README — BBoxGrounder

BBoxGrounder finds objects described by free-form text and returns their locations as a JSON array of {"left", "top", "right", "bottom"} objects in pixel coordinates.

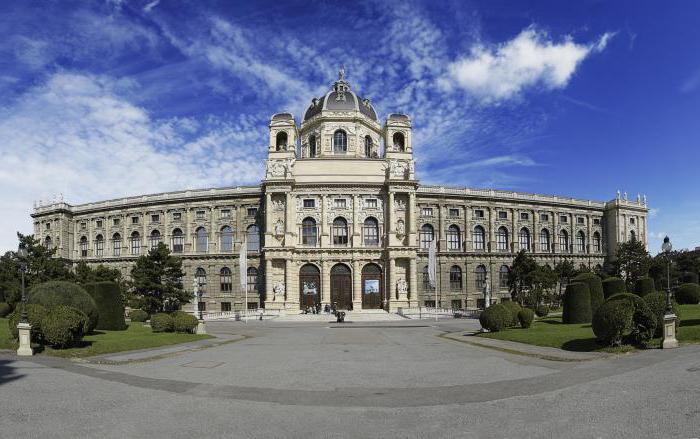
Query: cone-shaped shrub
[
  {"left": 28, "top": 281, "right": 98, "bottom": 333},
  {"left": 83, "top": 282, "right": 127, "bottom": 330},
  {"left": 563, "top": 282, "right": 592, "bottom": 324},
  {"left": 573, "top": 273, "right": 604, "bottom": 313},
  {"left": 676, "top": 283, "right": 700, "bottom": 304},
  {"left": 518, "top": 308, "right": 535, "bottom": 328},
  {"left": 479, "top": 304, "right": 511, "bottom": 332},
  {"left": 129, "top": 309, "right": 148, "bottom": 322},
  {"left": 500, "top": 301, "right": 522, "bottom": 327},
  {"left": 602, "top": 277, "right": 626, "bottom": 298},
  {"left": 634, "top": 277, "right": 655, "bottom": 297}
]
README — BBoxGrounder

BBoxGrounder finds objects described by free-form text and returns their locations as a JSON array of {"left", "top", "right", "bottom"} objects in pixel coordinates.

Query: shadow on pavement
[{"left": 0, "top": 359, "right": 24, "bottom": 387}]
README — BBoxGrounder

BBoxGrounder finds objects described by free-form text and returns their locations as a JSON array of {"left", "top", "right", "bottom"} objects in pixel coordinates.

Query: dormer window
[
  {"left": 309, "top": 135, "right": 317, "bottom": 157},
  {"left": 392, "top": 132, "right": 405, "bottom": 151},
  {"left": 364, "top": 136, "right": 372, "bottom": 157},
  {"left": 275, "top": 132, "right": 288, "bottom": 151},
  {"left": 333, "top": 130, "right": 347, "bottom": 154}
]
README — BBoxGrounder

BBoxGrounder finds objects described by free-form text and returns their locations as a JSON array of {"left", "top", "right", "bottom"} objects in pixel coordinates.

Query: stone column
[
  {"left": 265, "top": 258, "right": 272, "bottom": 308},
  {"left": 264, "top": 193, "right": 272, "bottom": 245},
  {"left": 352, "top": 259, "right": 362, "bottom": 310},
  {"left": 553, "top": 212, "right": 559, "bottom": 254},
  {"left": 352, "top": 195, "right": 360, "bottom": 248},
  {"left": 389, "top": 257, "right": 396, "bottom": 307},
  {"left": 321, "top": 260, "right": 330, "bottom": 306},
  {"left": 489, "top": 207, "right": 496, "bottom": 252},
  {"left": 408, "top": 192, "right": 417, "bottom": 247},
  {"left": 387, "top": 191, "right": 394, "bottom": 246},
  {"left": 285, "top": 258, "right": 295, "bottom": 309},
  {"left": 321, "top": 194, "right": 328, "bottom": 247},
  {"left": 409, "top": 257, "right": 418, "bottom": 308}
]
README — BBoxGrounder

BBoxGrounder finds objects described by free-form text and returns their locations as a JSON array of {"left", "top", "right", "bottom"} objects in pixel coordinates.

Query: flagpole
[{"left": 240, "top": 236, "right": 248, "bottom": 324}]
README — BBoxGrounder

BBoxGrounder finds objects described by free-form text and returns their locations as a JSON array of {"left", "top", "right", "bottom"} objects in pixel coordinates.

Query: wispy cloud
[{"left": 680, "top": 69, "right": 700, "bottom": 93}]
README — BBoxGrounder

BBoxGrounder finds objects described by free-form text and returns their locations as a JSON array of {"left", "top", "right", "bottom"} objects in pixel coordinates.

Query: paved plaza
[{"left": 1, "top": 319, "right": 699, "bottom": 438}]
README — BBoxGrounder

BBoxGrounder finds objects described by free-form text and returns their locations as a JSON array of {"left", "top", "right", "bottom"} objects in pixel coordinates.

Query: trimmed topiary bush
[
  {"left": 562, "top": 283, "right": 592, "bottom": 324},
  {"left": 643, "top": 292, "right": 681, "bottom": 337},
  {"left": 150, "top": 313, "right": 174, "bottom": 332},
  {"left": 634, "top": 277, "right": 655, "bottom": 297},
  {"left": 602, "top": 293, "right": 656, "bottom": 347},
  {"left": 573, "top": 273, "right": 605, "bottom": 313},
  {"left": 172, "top": 311, "right": 199, "bottom": 333},
  {"left": 500, "top": 300, "right": 522, "bottom": 327},
  {"left": 602, "top": 277, "right": 626, "bottom": 298},
  {"left": 535, "top": 304, "right": 549, "bottom": 318},
  {"left": 479, "top": 304, "right": 511, "bottom": 332},
  {"left": 676, "top": 283, "right": 700, "bottom": 305},
  {"left": 129, "top": 309, "right": 149, "bottom": 322},
  {"left": 41, "top": 305, "right": 88, "bottom": 348},
  {"left": 8, "top": 303, "right": 47, "bottom": 342},
  {"left": 0, "top": 302, "right": 11, "bottom": 317},
  {"left": 592, "top": 299, "right": 634, "bottom": 346},
  {"left": 28, "top": 281, "right": 98, "bottom": 333},
  {"left": 83, "top": 282, "right": 127, "bottom": 330},
  {"left": 517, "top": 308, "right": 535, "bottom": 328},
  {"left": 681, "top": 272, "right": 699, "bottom": 285}
]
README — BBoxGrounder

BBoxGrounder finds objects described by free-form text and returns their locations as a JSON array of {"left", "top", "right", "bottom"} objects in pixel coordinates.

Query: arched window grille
[
  {"left": 112, "top": 233, "right": 121, "bottom": 257},
  {"left": 195, "top": 227, "right": 208, "bottom": 253},
  {"left": 247, "top": 225, "right": 260, "bottom": 252},
  {"left": 309, "top": 135, "right": 317, "bottom": 157},
  {"left": 539, "top": 229, "right": 550, "bottom": 252},
  {"left": 172, "top": 228, "right": 184, "bottom": 253},
  {"left": 80, "top": 236, "right": 88, "bottom": 257},
  {"left": 475, "top": 265, "right": 487, "bottom": 289},
  {"left": 363, "top": 217, "right": 379, "bottom": 246},
  {"left": 497, "top": 227, "right": 509, "bottom": 251},
  {"left": 333, "top": 130, "right": 347, "bottom": 154},
  {"left": 302, "top": 217, "right": 317, "bottom": 246},
  {"left": 44, "top": 236, "right": 52, "bottom": 249},
  {"left": 473, "top": 226, "right": 485, "bottom": 250},
  {"left": 220, "top": 267, "right": 232, "bottom": 293},
  {"left": 364, "top": 135, "right": 372, "bottom": 157},
  {"left": 450, "top": 266, "right": 462, "bottom": 290},
  {"left": 247, "top": 267, "right": 258, "bottom": 293},
  {"left": 130, "top": 232, "right": 140, "bottom": 255},
  {"left": 393, "top": 132, "right": 405, "bottom": 151},
  {"left": 447, "top": 225, "right": 461, "bottom": 251},
  {"left": 593, "top": 232, "right": 602, "bottom": 253},
  {"left": 519, "top": 228, "right": 530, "bottom": 251},
  {"left": 420, "top": 224, "right": 434, "bottom": 250},
  {"left": 499, "top": 265, "right": 509, "bottom": 288},
  {"left": 195, "top": 268, "right": 207, "bottom": 293},
  {"left": 221, "top": 226, "right": 233, "bottom": 252},
  {"left": 95, "top": 234, "right": 104, "bottom": 256},
  {"left": 149, "top": 230, "right": 161, "bottom": 249},
  {"left": 422, "top": 265, "right": 430, "bottom": 289},
  {"left": 576, "top": 231, "right": 586, "bottom": 253},
  {"left": 276, "top": 132, "right": 287, "bottom": 151},
  {"left": 332, "top": 217, "right": 349, "bottom": 246},
  {"left": 559, "top": 230, "right": 569, "bottom": 253}
]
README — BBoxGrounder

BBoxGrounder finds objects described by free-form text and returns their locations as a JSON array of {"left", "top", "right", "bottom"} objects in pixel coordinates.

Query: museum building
[{"left": 31, "top": 73, "right": 649, "bottom": 315}]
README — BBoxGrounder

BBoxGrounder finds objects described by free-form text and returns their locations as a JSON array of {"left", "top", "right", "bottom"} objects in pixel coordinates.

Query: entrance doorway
[
  {"left": 299, "top": 264, "right": 321, "bottom": 309},
  {"left": 330, "top": 263, "right": 352, "bottom": 310},
  {"left": 361, "top": 263, "right": 383, "bottom": 309}
]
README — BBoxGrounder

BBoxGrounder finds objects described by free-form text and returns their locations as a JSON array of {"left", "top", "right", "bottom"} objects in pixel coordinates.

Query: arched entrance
[
  {"left": 362, "top": 263, "right": 383, "bottom": 309},
  {"left": 299, "top": 264, "right": 320, "bottom": 309},
  {"left": 330, "top": 263, "right": 352, "bottom": 310}
]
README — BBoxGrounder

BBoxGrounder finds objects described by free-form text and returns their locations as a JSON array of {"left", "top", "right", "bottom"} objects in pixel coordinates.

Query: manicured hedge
[
  {"left": 41, "top": 305, "right": 88, "bottom": 348},
  {"left": 0, "top": 302, "right": 11, "bottom": 318},
  {"left": 573, "top": 273, "right": 604, "bottom": 313},
  {"left": 602, "top": 277, "right": 626, "bottom": 298},
  {"left": 479, "top": 304, "right": 511, "bottom": 332},
  {"left": 83, "top": 282, "right": 127, "bottom": 330},
  {"left": 634, "top": 277, "right": 655, "bottom": 297},
  {"left": 500, "top": 300, "right": 522, "bottom": 327},
  {"left": 172, "top": 311, "right": 199, "bottom": 333},
  {"left": 562, "top": 283, "right": 592, "bottom": 324},
  {"left": 676, "top": 283, "right": 700, "bottom": 305},
  {"left": 681, "top": 272, "right": 699, "bottom": 285},
  {"left": 129, "top": 309, "right": 149, "bottom": 322},
  {"left": 28, "top": 281, "right": 98, "bottom": 333},
  {"left": 518, "top": 308, "right": 535, "bottom": 329},
  {"left": 535, "top": 304, "right": 549, "bottom": 318},
  {"left": 8, "top": 303, "right": 47, "bottom": 342},
  {"left": 150, "top": 313, "right": 174, "bottom": 332},
  {"left": 592, "top": 299, "right": 634, "bottom": 346},
  {"left": 642, "top": 292, "right": 681, "bottom": 337}
]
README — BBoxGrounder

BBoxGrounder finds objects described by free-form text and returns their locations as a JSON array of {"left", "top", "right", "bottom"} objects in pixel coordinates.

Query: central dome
[{"left": 303, "top": 69, "right": 378, "bottom": 122}]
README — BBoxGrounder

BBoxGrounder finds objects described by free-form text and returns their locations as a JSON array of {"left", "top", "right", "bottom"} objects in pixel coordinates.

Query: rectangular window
[
  {"left": 221, "top": 302, "right": 231, "bottom": 312},
  {"left": 95, "top": 239, "right": 104, "bottom": 257},
  {"left": 451, "top": 299, "right": 462, "bottom": 309},
  {"left": 172, "top": 234, "right": 184, "bottom": 253},
  {"left": 113, "top": 218, "right": 120, "bottom": 226},
  {"left": 449, "top": 208, "right": 459, "bottom": 217},
  {"left": 520, "top": 212, "right": 529, "bottom": 220},
  {"left": 422, "top": 207, "right": 433, "bottom": 216},
  {"left": 247, "top": 302, "right": 258, "bottom": 310},
  {"left": 303, "top": 199, "right": 315, "bottom": 208},
  {"left": 220, "top": 272, "right": 232, "bottom": 293},
  {"left": 151, "top": 215, "right": 159, "bottom": 223},
  {"left": 577, "top": 217, "right": 585, "bottom": 225},
  {"left": 593, "top": 218, "right": 600, "bottom": 225},
  {"left": 366, "top": 198, "right": 378, "bottom": 208},
  {"left": 113, "top": 238, "right": 121, "bottom": 257},
  {"left": 220, "top": 209, "right": 231, "bottom": 219},
  {"left": 630, "top": 217, "right": 635, "bottom": 225},
  {"left": 474, "top": 209, "right": 484, "bottom": 219},
  {"left": 247, "top": 208, "right": 257, "bottom": 217},
  {"left": 196, "top": 210, "right": 206, "bottom": 220},
  {"left": 540, "top": 214, "right": 549, "bottom": 222},
  {"left": 131, "top": 237, "right": 140, "bottom": 255},
  {"left": 131, "top": 216, "right": 139, "bottom": 225},
  {"left": 81, "top": 223, "right": 86, "bottom": 230},
  {"left": 45, "top": 222, "right": 51, "bottom": 230},
  {"left": 498, "top": 211, "right": 508, "bottom": 220},
  {"left": 198, "top": 302, "right": 206, "bottom": 312},
  {"left": 334, "top": 199, "right": 346, "bottom": 209},
  {"left": 96, "top": 220, "right": 103, "bottom": 229},
  {"left": 173, "top": 212, "right": 182, "bottom": 221},
  {"left": 560, "top": 215, "right": 568, "bottom": 223},
  {"left": 424, "top": 300, "right": 436, "bottom": 308}
]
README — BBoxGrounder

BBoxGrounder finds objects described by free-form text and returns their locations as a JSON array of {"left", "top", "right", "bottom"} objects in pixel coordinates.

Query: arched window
[
  {"left": 195, "top": 227, "right": 208, "bottom": 253},
  {"left": 149, "top": 230, "right": 161, "bottom": 249},
  {"left": 447, "top": 225, "right": 461, "bottom": 251},
  {"left": 419, "top": 224, "right": 434, "bottom": 250},
  {"left": 393, "top": 132, "right": 405, "bottom": 151},
  {"left": 276, "top": 131, "right": 287, "bottom": 151},
  {"left": 450, "top": 266, "right": 462, "bottom": 290},
  {"left": 247, "top": 225, "right": 260, "bottom": 252},
  {"left": 499, "top": 265, "right": 509, "bottom": 288},
  {"left": 363, "top": 217, "right": 379, "bottom": 246},
  {"left": 475, "top": 265, "right": 487, "bottom": 289},
  {"left": 497, "top": 227, "right": 509, "bottom": 251},
  {"left": 80, "top": 236, "right": 88, "bottom": 257},
  {"left": 473, "top": 225, "right": 485, "bottom": 250},
  {"left": 519, "top": 228, "right": 530, "bottom": 251},
  {"left": 44, "top": 236, "right": 52, "bottom": 249},
  {"left": 95, "top": 234, "right": 104, "bottom": 256},
  {"left": 247, "top": 267, "right": 258, "bottom": 293},
  {"left": 111, "top": 233, "right": 121, "bottom": 257},
  {"left": 302, "top": 217, "right": 317, "bottom": 246},
  {"left": 309, "top": 135, "right": 317, "bottom": 157},
  {"left": 576, "top": 231, "right": 586, "bottom": 253},
  {"left": 172, "top": 228, "right": 184, "bottom": 253},
  {"left": 220, "top": 267, "right": 232, "bottom": 293},
  {"left": 539, "top": 229, "right": 550, "bottom": 252},
  {"left": 221, "top": 226, "right": 233, "bottom": 252},
  {"left": 130, "top": 231, "right": 140, "bottom": 255},
  {"left": 422, "top": 265, "right": 430, "bottom": 289},
  {"left": 629, "top": 230, "right": 636, "bottom": 241},
  {"left": 559, "top": 230, "right": 569, "bottom": 253},
  {"left": 593, "top": 232, "right": 602, "bottom": 253},
  {"left": 195, "top": 268, "right": 206, "bottom": 293},
  {"left": 364, "top": 135, "right": 372, "bottom": 157},
  {"left": 332, "top": 217, "right": 348, "bottom": 246},
  {"left": 333, "top": 130, "right": 347, "bottom": 154}
]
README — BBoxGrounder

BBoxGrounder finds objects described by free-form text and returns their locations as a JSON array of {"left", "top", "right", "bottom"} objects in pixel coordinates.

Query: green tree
[
  {"left": 554, "top": 259, "right": 576, "bottom": 297},
  {"left": 613, "top": 238, "right": 651, "bottom": 288},
  {"left": 530, "top": 264, "right": 558, "bottom": 306},
  {"left": 74, "top": 261, "right": 129, "bottom": 303},
  {"left": 130, "top": 243, "right": 187, "bottom": 314},
  {"left": 508, "top": 250, "right": 538, "bottom": 305}
]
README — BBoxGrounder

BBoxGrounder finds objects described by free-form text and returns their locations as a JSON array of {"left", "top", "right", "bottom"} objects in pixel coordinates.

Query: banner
[
  {"left": 239, "top": 236, "right": 247, "bottom": 294},
  {"left": 428, "top": 238, "right": 437, "bottom": 289}
]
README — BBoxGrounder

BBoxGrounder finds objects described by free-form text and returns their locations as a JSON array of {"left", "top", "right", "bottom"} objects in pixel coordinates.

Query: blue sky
[{"left": 0, "top": 0, "right": 698, "bottom": 253}]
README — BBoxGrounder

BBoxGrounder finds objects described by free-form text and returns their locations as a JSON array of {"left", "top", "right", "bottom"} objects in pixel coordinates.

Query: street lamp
[
  {"left": 16, "top": 241, "right": 33, "bottom": 356},
  {"left": 661, "top": 236, "right": 678, "bottom": 349}
]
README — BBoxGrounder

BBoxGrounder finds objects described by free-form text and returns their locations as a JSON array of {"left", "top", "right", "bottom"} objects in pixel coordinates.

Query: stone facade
[{"left": 31, "top": 73, "right": 649, "bottom": 314}]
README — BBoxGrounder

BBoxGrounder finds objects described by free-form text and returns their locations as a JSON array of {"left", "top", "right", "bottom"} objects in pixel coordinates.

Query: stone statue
[
  {"left": 396, "top": 219, "right": 405, "bottom": 235},
  {"left": 483, "top": 273, "right": 491, "bottom": 309},
  {"left": 616, "top": 190, "right": 621, "bottom": 200},
  {"left": 396, "top": 278, "right": 408, "bottom": 297},
  {"left": 273, "top": 281, "right": 285, "bottom": 299},
  {"left": 274, "top": 219, "right": 285, "bottom": 237}
]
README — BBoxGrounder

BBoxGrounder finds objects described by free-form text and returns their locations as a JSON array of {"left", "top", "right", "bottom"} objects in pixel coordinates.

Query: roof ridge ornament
[{"left": 333, "top": 65, "right": 350, "bottom": 101}]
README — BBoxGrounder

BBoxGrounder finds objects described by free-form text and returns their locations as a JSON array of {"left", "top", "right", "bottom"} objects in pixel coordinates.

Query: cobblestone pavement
[{"left": 1, "top": 319, "right": 698, "bottom": 438}]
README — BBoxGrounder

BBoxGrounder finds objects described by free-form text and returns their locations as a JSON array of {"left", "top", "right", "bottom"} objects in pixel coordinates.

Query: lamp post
[
  {"left": 192, "top": 277, "right": 207, "bottom": 335},
  {"left": 661, "top": 236, "right": 678, "bottom": 349},
  {"left": 16, "top": 242, "right": 33, "bottom": 356}
]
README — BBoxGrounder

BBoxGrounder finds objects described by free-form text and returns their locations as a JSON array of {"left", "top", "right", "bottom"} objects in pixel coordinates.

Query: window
[
  {"left": 196, "top": 210, "right": 205, "bottom": 220},
  {"left": 424, "top": 300, "right": 436, "bottom": 308},
  {"left": 499, "top": 265, "right": 509, "bottom": 288},
  {"left": 496, "top": 226, "right": 509, "bottom": 251},
  {"left": 247, "top": 267, "right": 258, "bottom": 293},
  {"left": 94, "top": 235, "right": 104, "bottom": 256},
  {"left": 195, "top": 268, "right": 207, "bottom": 293},
  {"left": 247, "top": 208, "right": 258, "bottom": 217},
  {"left": 449, "top": 208, "right": 460, "bottom": 217},
  {"left": 81, "top": 222, "right": 86, "bottom": 230},
  {"left": 80, "top": 236, "right": 88, "bottom": 257},
  {"left": 447, "top": 225, "right": 461, "bottom": 251},
  {"left": 539, "top": 229, "right": 550, "bottom": 252},
  {"left": 247, "top": 302, "right": 258, "bottom": 310},
  {"left": 198, "top": 302, "right": 206, "bottom": 312},
  {"left": 113, "top": 218, "right": 120, "bottom": 226},
  {"left": 172, "top": 229, "right": 184, "bottom": 253},
  {"left": 302, "top": 217, "right": 317, "bottom": 246},
  {"left": 519, "top": 228, "right": 530, "bottom": 251},
  {"left": 303, "top": 199, "right": 315, "bottom": 208},
  {"left": 451, "top": 299, "right": 462, "bottom": 309},
  {"left": 131, "top": 216, "right": 139, "bottom": 225},
  {"left": 366, "top": 198, "right": 377, "bottom": 208},
  {"left": 45, "top": 222, "right": 51, "bottom": 230},
  {"left": 334, "top": 198, "right": 347, "bottom": 209},
  {"left": 520, "top": 212, "right": 529, "bottom": 220},
  {"left": 560, "top": 215, "right": 568, "bottom": 224},
  {"left": 363, "top": 217, "right": 379, "bottom": 246},
  {"left": 220, "top": 267, "right": 232, "bottom": 293},
  {"left": 593, "top": 232, "right": 602, "bottom": 252},
  {"left": 221, "top": 302, "right": 231, "bottom": 312},
  {"left": 450, "top": 266, "right": 462, "bottom": 290},
  {"left": 130, "top": 232, "right": 140, "bottom": 255},
  {"left": 475, "top": 265, "right": 487, "bottom": 289},
  {"left": 275, "top": 131, "right": 288, "bottom": 151},
  {"left": 498, "top": 211, "right": 508, "bottom": 220},
  {"left": 195, "top": 227, "right": 208, "bottom": 253},
  {"left": 629, "top": 230, "right": 636, "bottom": 241},
  {"left": 96, "top": 220, "right": 103, "bottom": 229},
  {"left": 473, "top": 225, "right": 485, "bottom": 250},
  {"left": 364, "top": 135, "right": 372, "bottom": 157},
  {"left": 559, "top": 230, "right": 569, "bottom": 252},
  {"left": 422, "top": 266, "right": 430, "bottom": 289},
  {"left": 333, "top": 217, "right": 349, "bottom": 246},
  {"left": 151, "top": 215, "right": 160, "bottom": 223},
  {"left": 593, "top": 218, "right": 600, "bottom": 225},
  {"left": 221, "top": 226, "right": 233, "bottom": 252},
  {"left": 247, "top": 225, "right": 260, "bottom": 252},
  {"left": 419, "top": 224, "right": 434, "bottom": 250},
  {"left": 149, "top": 230, "right": 161, "bottom": 249},
  {"left": 630, "top": 217, "right": 636, "bottom": 225},
  {"left": 576, "top": 231, "right": 586, "bottom": 253},
  {"left": 392, "top": 132, "right": 405, "bottom": 151},
  {"left": 577, "top": 217, "right": 585, "bottom": 225},
  {"left": 112, "top": 233, "right": 121, "bottom": 256},
  {"left": 474, "top": 209, "right": 484, "bottom": 219},
  {"left": 173, "top": 212, "right": 182, "bottom": 221},
  {"left": 309, "top": 135, "right": 317, "bottom": 157},
  {"left": 333, "top": 130, "right": 347, "bottom": 154},
  {"left": 220, "top": 209, "right": 231, "bottom": 219},
  {"left": 422, "top": 207, "right": 433, "bottom": 217},
  {"left": 540, "top": 213, "right": 549, "bottom": 222},
  {"left": 44, "top": 236, "right": 52, "bottom": 249}
]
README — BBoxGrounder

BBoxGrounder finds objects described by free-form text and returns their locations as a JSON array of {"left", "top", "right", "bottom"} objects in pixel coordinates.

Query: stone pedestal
[
  {"left": 196, "top": 320, "right": 207, "bottom": 335},
  {"left": 16, "top": 322, "right": 33, "bottom": 356},
  {"left": 662, "top": 313, "right": 679, "bottom": 349}
]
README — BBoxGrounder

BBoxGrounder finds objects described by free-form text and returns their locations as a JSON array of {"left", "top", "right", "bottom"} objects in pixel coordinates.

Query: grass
[
  {"left": 0, "top": 318, "right": 212, "bottom": 358},
  {"left": 678, "top": 304, "right": 700, "bottom": 343}
]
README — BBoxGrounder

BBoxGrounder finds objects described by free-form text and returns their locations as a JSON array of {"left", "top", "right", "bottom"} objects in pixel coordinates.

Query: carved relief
[{"left": 265, "top": 159, "right": 295, "bottom": 179}]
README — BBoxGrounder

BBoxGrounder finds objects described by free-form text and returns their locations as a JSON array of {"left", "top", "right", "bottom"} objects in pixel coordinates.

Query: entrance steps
[{"left": 274, "top": 310, "right": 407, "bottom": 322}]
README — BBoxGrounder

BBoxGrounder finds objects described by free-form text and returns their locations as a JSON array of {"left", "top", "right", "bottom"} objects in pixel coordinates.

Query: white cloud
[{"left": 444, "top": 28, "right": 614, "bottom": 103}]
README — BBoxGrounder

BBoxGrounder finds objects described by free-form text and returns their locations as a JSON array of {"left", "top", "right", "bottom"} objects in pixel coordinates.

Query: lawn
[
  {"left": 477, "top": 304, "right": 700, "bottom": 352},
  {"left": 0, "top": 318, "right": 212, "bottom": 358}
]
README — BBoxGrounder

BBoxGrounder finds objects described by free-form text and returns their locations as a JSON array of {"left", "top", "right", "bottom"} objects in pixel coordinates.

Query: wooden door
[
  {"left": 361, "top": 263, "right": 382, "bottom": 309},
  {"left": 330, "top": 264, "right": 352, "bottom": 310},
  {"left": 299, "top": 264, "right": 320, "bottom": 309}
]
